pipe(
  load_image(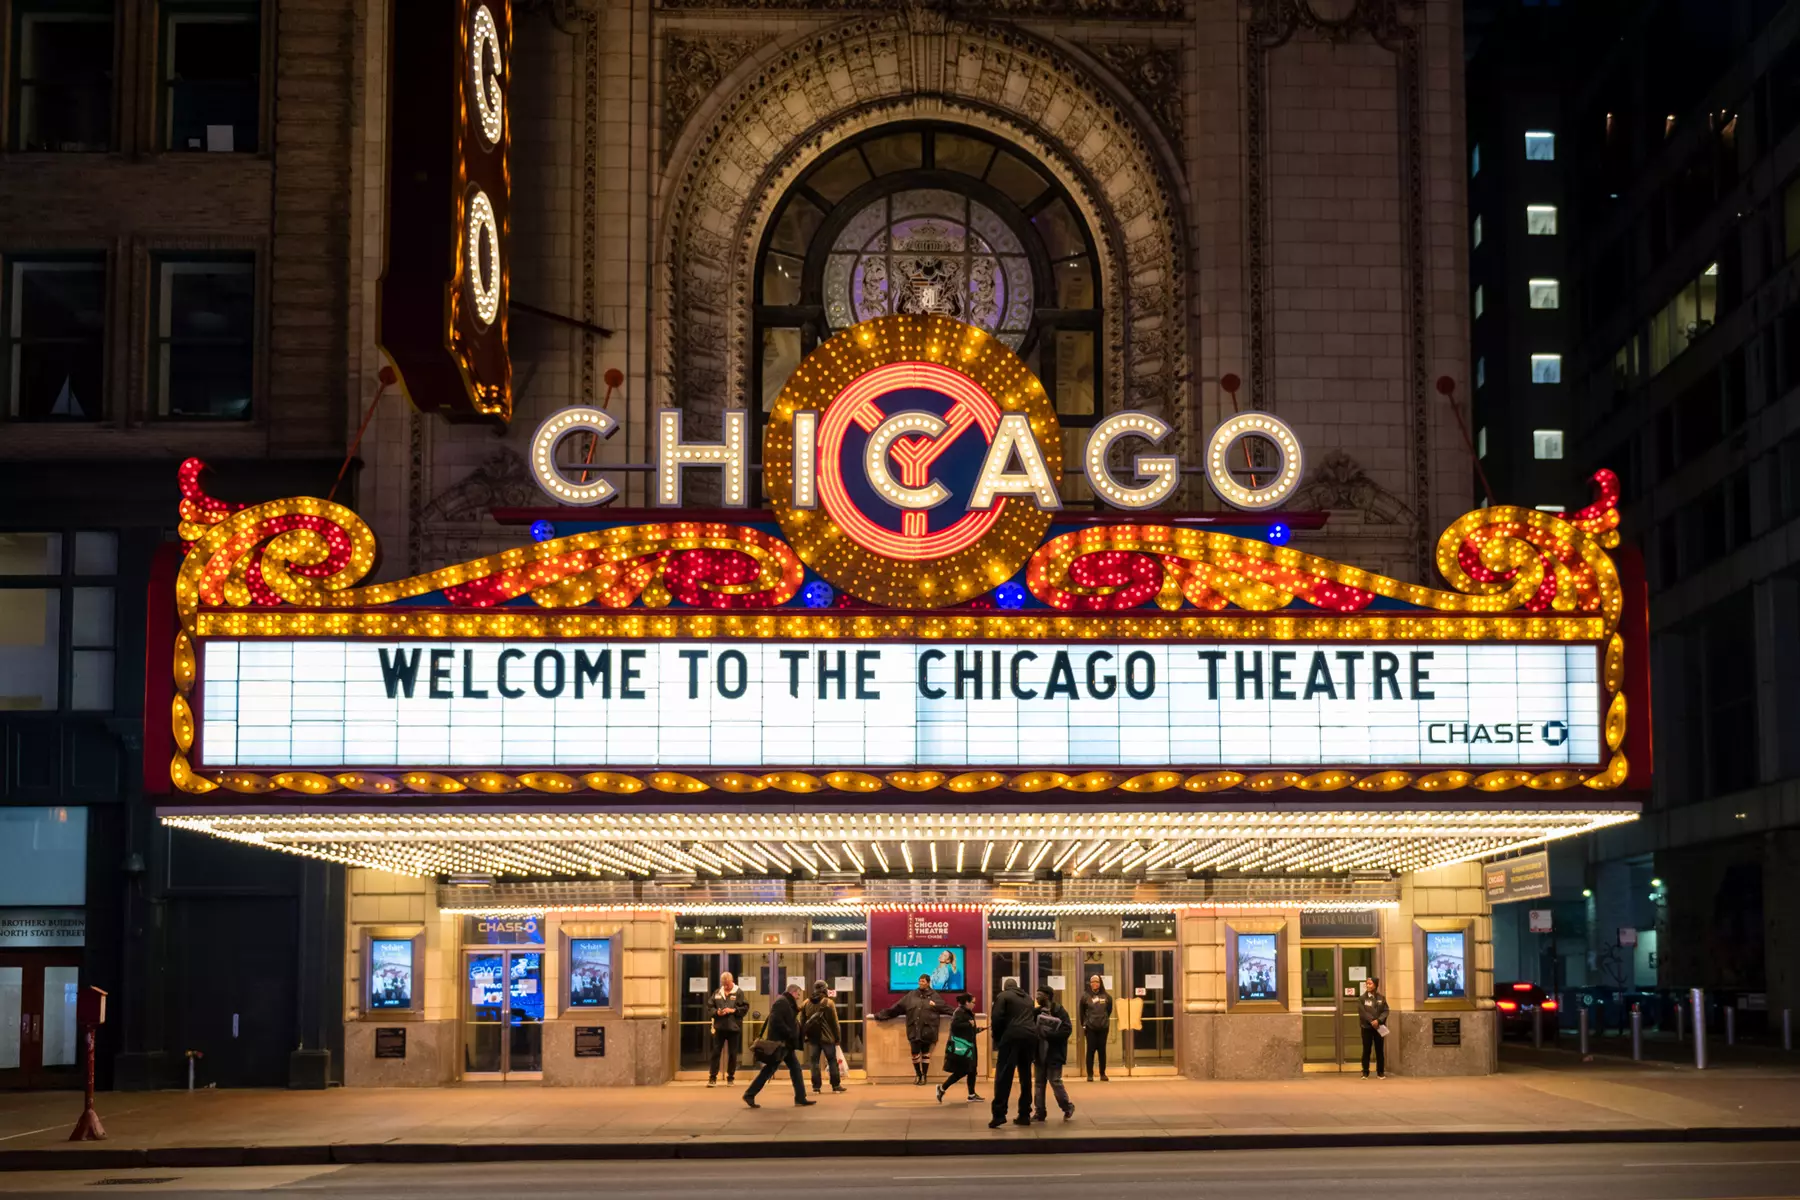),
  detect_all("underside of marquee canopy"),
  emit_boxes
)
[159,802,1638,884]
